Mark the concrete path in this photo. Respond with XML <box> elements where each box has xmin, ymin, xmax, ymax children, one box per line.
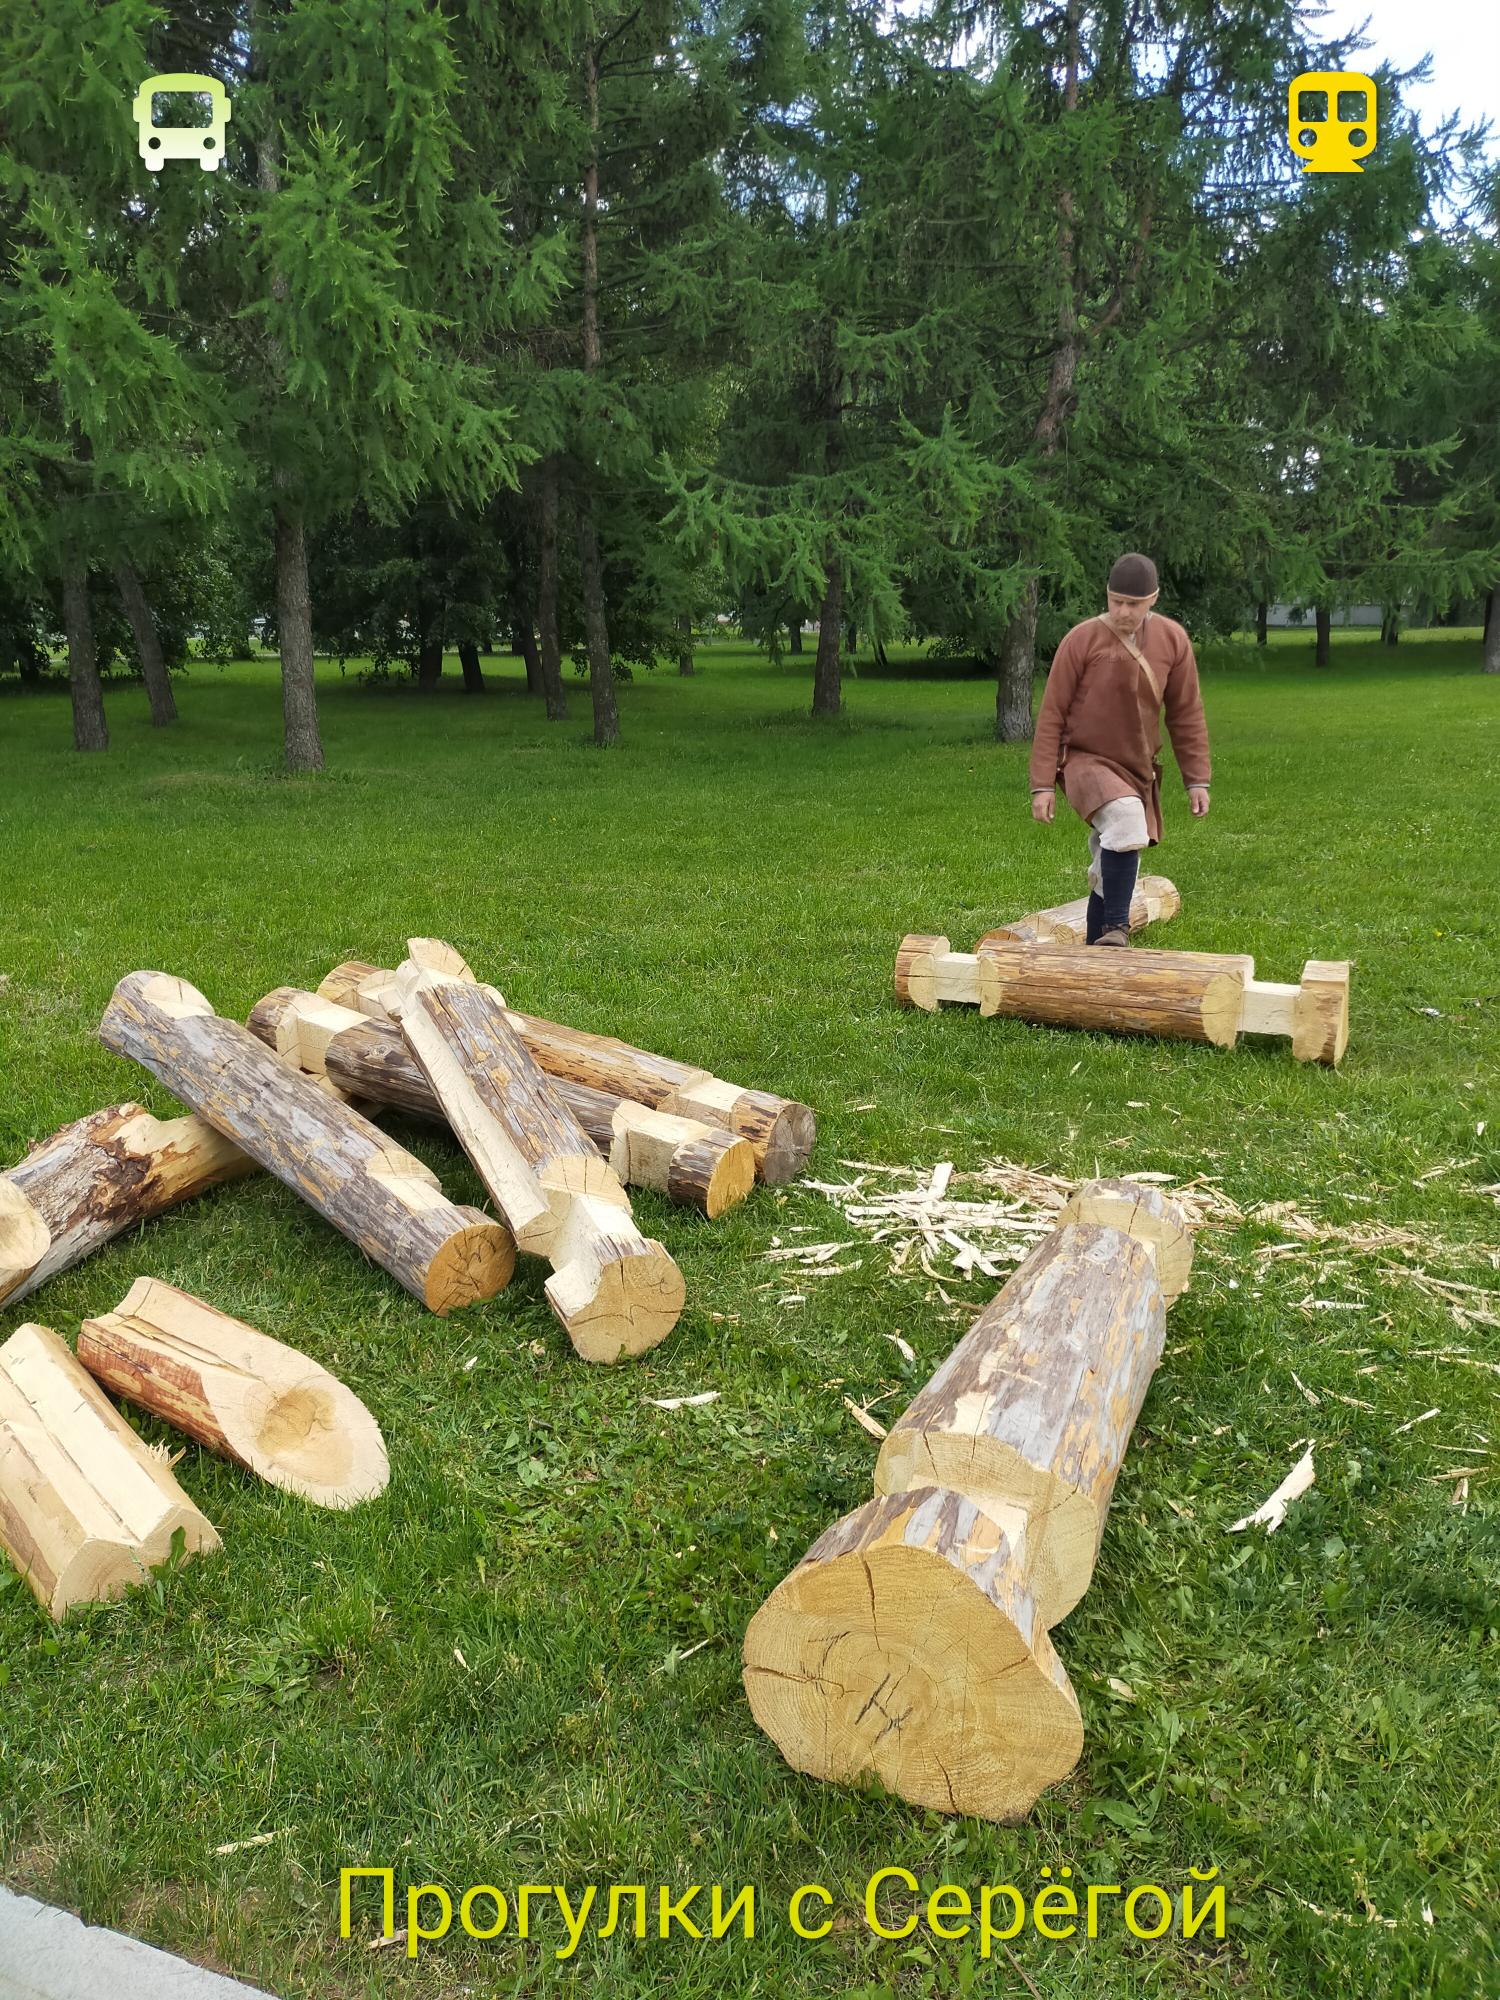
<box><xmin>0</xmin><ymin>1887</ymin><xmax>277</xmax><ymax>2000</ymax></box>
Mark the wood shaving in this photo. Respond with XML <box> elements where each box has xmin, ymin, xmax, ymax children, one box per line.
<box><xmin>843</xmin><ymin>1396</ymin><xmax>889</xmax><ymax>1441</ymax></box>
<box><xmin>1229</xmin><ymin>1444</ymin><xmax>1315</xmax><ymax>1533</ymax></box>
<box><xmin>645</xmin><ymin>1391</ymin><xmax>720</xmax><ymax>1410</ymax></box>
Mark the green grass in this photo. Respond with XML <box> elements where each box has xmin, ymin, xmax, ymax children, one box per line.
<box><xmin>1</xmin><ymin>630</ymin><xmax>1496</xmax><ymax>2000</ymax></box>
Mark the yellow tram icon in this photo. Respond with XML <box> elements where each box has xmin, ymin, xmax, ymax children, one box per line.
<box><xmin>132</xmin><ymin>73</ymin><xmax>231</xmax><ymax>173</ymax></box>
<box><xmin>1287</xmin><ymin>70</ymin><xmax>1377</xmax><ymax>174</ymax></box>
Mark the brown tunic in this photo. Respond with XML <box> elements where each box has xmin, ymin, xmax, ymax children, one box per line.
<box><xmin>1028</xmin><ymin>612</ymin><xmax>1211</xmax><ymax>844</ymax></box>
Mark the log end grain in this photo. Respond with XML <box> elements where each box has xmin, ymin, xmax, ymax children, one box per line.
<box><xmin>1056</xmin><ymin>1177</ymin><xmax>1195</xmax><ymax>1300</ymax></box>
<box><xmin>894</xmin><ymin>934</ymin><xmax>948</xmax><ymax>1011</ymax></box>
<box><xmin>422</xmin><ymin>1214</ymin><xmax>516</xmax><ymax>1315</ymax></box>
<box><xmin>743</xmin><ymin>1488</ymin><xmax>1083</xmax><ymax>1823</ymax></box>
<box><xmin>671</xmin><ymin>1131</ymin><xmax>757</xmax><ymax>1217</ymax></box>
<box><xmin>1293</xmin><ymin>960</ymin><xmax>1351</xmax><ymax>1066</ymax></box>
<box><xmin>544</xmin><ymin>1222</ymin><xmax>686</xmax><ymax>1364</ymax></box>
<box><xmin>0</xmin><ymin>1182</ymin><xmax>50</xmax><ymax>1308</ymax></box>
<box><xmin>1139</xmin><ymin>873</ymin><xmax>1180</xmax><ymax>921</ymax></box>
<box><xmin>316</xmin><ymin>960</ymin><xmax>384</xmax><ymax>1012</ymax></box>
<box><xmin>749</xmin><ymin>1096</ymin><xmax>816</xmax><ymax>1186</ymax></box>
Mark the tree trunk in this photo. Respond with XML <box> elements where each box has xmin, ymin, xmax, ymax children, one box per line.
<box><xmin>0</xmin><ymin>1324</ymin><xmax>220</xmax><ymax>1621</ymax></box>
<box><xmin>537</xmin><ymin>456</ymin><xmax>568</xmax><ymax>719</ymax></box>
<box><xmin>1380</xmin><ymin>606</ymin><xmax>1400</xmax><ymax>647</ymax></box>
<box><xmin>113</xmin><ymin>556</ymin><xmax>177</xmax><ymax>725</ymax></box>
<box><xmin>512</xmin><ymin>621</ymin><xmax>543</xmax><ymax>694</ymax></box>
<box><xmin>677</xmin><ymin>613</ymin><xmax>694</xmax><ymax>676</ymax></box>
<box><xmin>995</xmin><ymin>576</ymin><xmax>1039</xmax><ymax>742</ymax></box>
<box><xmin>812</xmin><ymin>557</ymin><xmax>843</xmax><ymax>717</ymax></box>
<box><xmin>78</xmin><ymin>1277</ymin><xmax>388</xmax><ymax>1508</ymax></box>
<box><xmin>1256</xmin><ymin>601</ymin><xmax>1268</xmax><ymax>646</ymax></box>
<box><xmin>1314</xmin><ymin>605</ymin><xmax>1332</xmax><ymax>667</ymax></box>
<box><xmin>458</xmin><ymin>641</ymin><xmax>485</xmax><ymax>693</ymax></box>
<box><xmin>247</xmin><ymin>986</ymin><xmax>756</xmax><ymax>1219</ymax></box>
<box><xmin>576</xmin><ymin>496</ymin><xmax>620</xmax><ymax>746</ymax></box>
<box><xmin>61</xmin><ymin>560</ymin><xmax>108</xmax><ymax>751</ymax></box>
<box><xmin>2</xmin><ymin>1103</ymin><xmax>254</xmax><ymax>1312</ymax></box>
<box><xmin>98</xmin><ymin>972</ymin><xmax>514</xmax><ymax>1314</ymax></box>
<box><xmin>417</xmin><ymin>631</ymin><xmax>444</xmax><ymax>689</ymax></box>
<box><xmin>317</xmin><ymin>954</ymin><xmax>817</xmax><ymax>1183</ymax></box>
<box><xmin>788</xmin><ymin>621</ymin><xmax>803</xmax><ymax>655</ymax></box>
<box><xmin>1483</xmin><ymin>585</ymin><xmax>1500</xmax><ymax>673</ymax></box>
<box><xmin>274</xmin><ymin>499</ymin><xmax>324</xmax><ymax>770</ymax></box>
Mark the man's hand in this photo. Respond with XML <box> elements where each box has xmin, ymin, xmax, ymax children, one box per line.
<box><xmin>1188</xmin><ymin>786</ymin><xmax>1210</xmax><ymax>818</ymax></box>
<box><xmin>1031</xmin><ymin>789</ymin><xmax>1055</xmax><ymax>823</ymax></box>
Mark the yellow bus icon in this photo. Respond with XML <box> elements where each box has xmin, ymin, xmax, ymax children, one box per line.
<box><xmin>133</xmin><ymin>73</ymin><xmax>231</xmax><ymax>173</ymax></box>
<box><xmin>1288</xmin><ymin>70</ymin><xmax>1376</xmax><ymax>173</ymax></box>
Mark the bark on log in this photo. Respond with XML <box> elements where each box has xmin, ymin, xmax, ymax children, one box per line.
<box><xmin>899</xmin><ymin>935</ymin><xmax>1348</xmax><ymax>1063</ymax></box>
<box><xmin>98</xmin><ymin>974</ymin><xmax>514</xmax><ymax>1314</ymax></box>
<box><xmin>393</xmin><ymin>956</ymin><xmax>683</xmax><ymax>1362</ymax></box>
<box><xmin>743</xmin><ymin>1485</ymin><xmax>1082</xmax><ymax>1822</ymax></box>
<box><xmin>317</xmin><ymin>953</ymin><xmax>815</xmax><ymax>1183</ymax></box>
<box><xmin>977</xmin><ymin>874</ymin><xmax>1181</xmax><ymax>949</ymax></box>
<box><xmin>1</xmin><ymin>1104</ymin><xmax>255</xmax><ymax>1311</ymax></box>
<box><xmin>873</xmin><ymin>1215</ymin><xmax>1173</xmax><ymax>1627</ymax></box>
<box><xmin>247</xmin><ymin>989</ymin><xmax>754</xmax><ymax>1218</ymax></box>
<box><xmin>976</xmin><ymin>939</ymin><xmax>1248</xmax><ymax>1044</ymax></box>
<box><xmin>0</xmin><ymin>1322</ymin><xmax>220</xmax><ymax>1619</ymax></box>
<box><xmin>78</xmin><ymin>1277</ymin><xmax>388</xmax><ymax>1508</ymax></box>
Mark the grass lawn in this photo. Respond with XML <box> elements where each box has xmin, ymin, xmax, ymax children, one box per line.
<box><xmin>1</xmin><ymin>629</ymin><xmax>1496</xmax><ymax>2000</ymax></box>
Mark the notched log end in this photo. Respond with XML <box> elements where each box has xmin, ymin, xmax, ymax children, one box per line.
<box><xmin>894</xmin><ymin>934</ymin><xmax>947</xmax><ymax>1012</ymax></box>
<box><xmin>545</xmin><ymin>1238</ymin><xmax>686</xmax><ymax>1363</ymax></box>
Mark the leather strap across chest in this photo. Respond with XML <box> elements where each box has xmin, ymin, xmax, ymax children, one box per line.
<box><xmin>1095</xmin><ymin>614</ymin><xmax>1163</xmax><ymax>704</ymax></box>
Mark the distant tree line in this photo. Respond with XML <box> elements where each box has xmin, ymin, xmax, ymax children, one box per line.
<box><xmin>2</xmin><ymin>0</ymin><xmax>1497</xmax><ymax>766</ymax></box>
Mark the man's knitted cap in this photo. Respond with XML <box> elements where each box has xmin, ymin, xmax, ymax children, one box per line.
<box><xmin>1107</xmin><ymin>552</ymin><xmax>1158</xmax><ymax>597</ymax></box>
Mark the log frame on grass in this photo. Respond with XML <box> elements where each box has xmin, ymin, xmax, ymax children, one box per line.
<box><xmin>98</xmin><ymin>973</ymin><xmax>514</xmax><ymax>1314</ymax></box>
<box><xmin>874</xmin><ymin>1213</ymin><xmax>1176</xmax><ymax>1627</ymax></box>
<box><xmin>393</xmin><ymin>953</ymin><xmax>684</xmax><ymax>1362</ymax></box>
<box><xmin>742</xmin><ymin>1485</ymin><xmax>1083</xmax><ymax>1822</ymax></box>
<box><xmin>0</xmin><ymin>1322</ymin><xmax>220</xmax><ymax>1620</ymax></box>
<box><xmin>977</xmin><ymin>873</ymin><xmax>1181</xmax><ymax>949</ymax></box>
<box><xmin>246</xmin><ymin>988</ymin><xmax>755</xmax><ymax>1219</ymax></box>
<box><xmin>2</xmin><ymin>1103</ymin><xmax>255</xmax><ymax>1310</ymax></box>
<box><xmin>317</xmin><ymin>952</ymin><xmax>816</xmax><ymax>1184</ymax></box>
<box><xmin>78</xmin><ymin>1277</ymin><xmax>389</xmax><ymax>1508</ymax></box>
<box><xmin>898</xmin><ymin>934</ymin><xmax>1349</xmax><ymax>1064</ymax></box>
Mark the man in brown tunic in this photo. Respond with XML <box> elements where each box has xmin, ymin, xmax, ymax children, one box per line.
<box><xmin>1029</xmin><ymin>553</ymin><xmax>1211</xmax><ymax>945</ymax></box>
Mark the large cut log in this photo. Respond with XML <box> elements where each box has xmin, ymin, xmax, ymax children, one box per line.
<box><xmin>318</xmin><ymin>951</ymin><xmax>815</xmax><ymax>1183</ymax></box>
<box><xmin>98</xmin><ymin>974</ymin><xmax>514</xmax><ymax>1314</ymax></box>
<box><xmin>1</xmin><ymin>1104</ymin><xmax>255</xmax><ymax>1311</ymax></box>
<box><xmin>0</xmin><ymin>1322</ymin><xmax>220</xmax><ymax>1619</ymax></box>
<box><xmin>392</xmin><ymin>954</ymin><xmax>684</xmax><ymax>1362</ymax></box>
<box><xmin>1056</xmin><ymin>1175</ymin><xmax>1195</xmax><ymax>1301</ymax></box>
<box><xmin>977</xmin><ymin>873</ymin><xmax>1181</xmax><ymax>948</ymax></box>
<box><xmin>874</xmin><ymin>1203</ymin><xmax>1183</xmax><ymax>1626</ymax></box>
<box><xmin>896</xmin><ymin>934</ymin><xmax>1349</xmax><ymax>1064</ymax></box>
<box><xmin>742</xmin><ymin>1485</ymin><xmax>1083</xmax><ymax>1822</ymax></box>
<box><xmin>246</xmin><ymin>988</ymin><xmax>755</xmax><ymax>1219</ymax></box>
<box><xmin>78</xmin><ymin>1277</ymin><xmax>389</xmax><ymax>1508</ymax></box>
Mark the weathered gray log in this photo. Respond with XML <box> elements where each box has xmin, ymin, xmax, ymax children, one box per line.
<box><xmin>98</xmin><ymin>973</ymin><xmax>514</xmax><ymax>1314</ymax></box>
<box><xmin>245</xmin><ymin>987</ymin><xmax>755</xmax><ymax>1219</ymax></box>
<box><xmin>2</xmin><ymin>1103</ymin><xmax>255</xmax><ymax>1310</ymax></box>
<box><xmin>743</xmin><ymin>1486</ymin><xmax>1082</xmax><ymax>1822</ymax></box>
<box><xmin>318</xmin><ymin>954</ymin><xmax>815</xmax><ymax>1183</ymax></box>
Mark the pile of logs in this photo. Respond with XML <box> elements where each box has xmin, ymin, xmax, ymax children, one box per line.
<box><xmin>743</xmin><ymin>1178</ymin><xmax>1194</xmax><ymax>1822</ymax></box>
<box><xmin>895</xmin><ymin>880</ymin><xmax>1350</xmax><ymax>1064</ymax></box>
<box><xmin>1</xmin><ymin>939</ymin><xmax>813</xmax><ymax>1615</ymax></box>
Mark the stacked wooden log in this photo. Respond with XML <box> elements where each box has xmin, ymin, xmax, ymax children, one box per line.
<box><xmin>2</xmin><ymin>939</ymin><xmax>812</xmax><ymax>1611</ymax></box>
<box><xmin>895</xmin><ymin>886</ymin><xmax>1349</xmax><ymax>1064</ymax></box>
<box><xmin>743</xmin><ymin>1178</ymin><xmax>1194</xmax><ymax>1822</ymax></box>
